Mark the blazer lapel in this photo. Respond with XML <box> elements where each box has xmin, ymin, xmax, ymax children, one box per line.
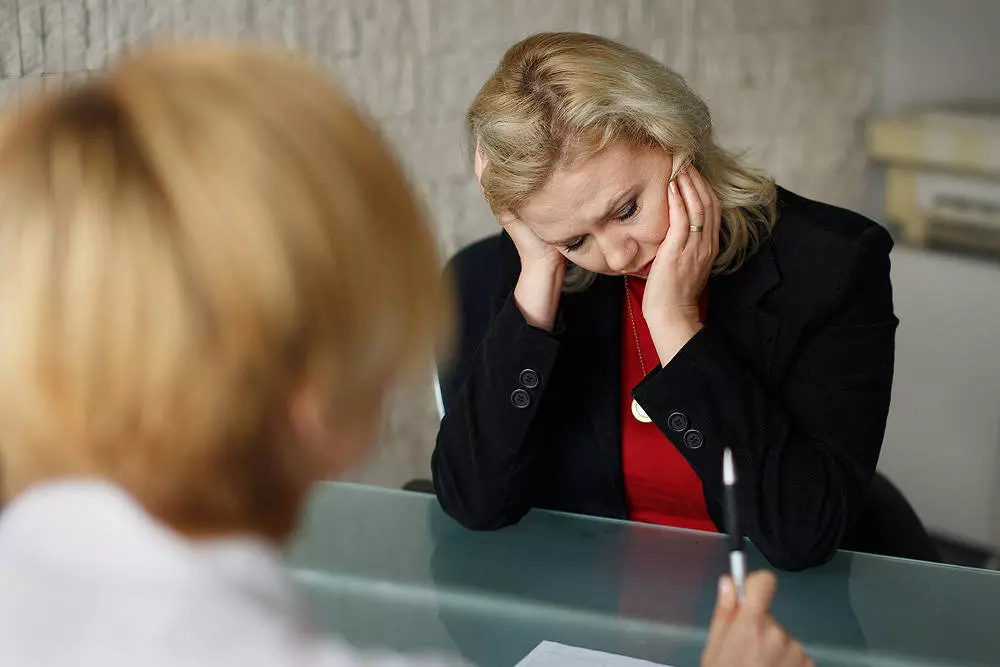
<box><xmin>708</xmin><ymin>238</ymin><xmax>783</xmax><ymax>371</ymax></box>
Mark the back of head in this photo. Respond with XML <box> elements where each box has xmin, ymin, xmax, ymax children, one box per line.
<box><xmin>0</xmin><ymin>45</ymin><xmax>447</xmax><ymax>538</ymax></box>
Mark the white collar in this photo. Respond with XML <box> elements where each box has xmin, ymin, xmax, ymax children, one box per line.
<box><xmin>0</xmin><ymin>479</ymin><xmax>307</xmax><ymax>625</ymax></box>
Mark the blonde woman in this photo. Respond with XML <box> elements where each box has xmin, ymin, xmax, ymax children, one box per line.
<box><xmin>432</xmin><ymin>32</ymin><xmax>914</xmax><ymax>571</ymax></box>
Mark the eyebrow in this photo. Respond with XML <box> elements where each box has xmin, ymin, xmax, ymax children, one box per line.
<box><xmin>547</xmin><ymin>188</ymin><xmax>635</xmax><ymax>246</ymax></box>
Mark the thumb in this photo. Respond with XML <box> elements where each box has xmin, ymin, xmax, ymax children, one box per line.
<box><xmin>703</xmin><ymin>576</ymin><xmax>737</xmax><ymax>665</ymax></box>
<box><xmin>741</xmin><ymin>570</ymin><xmax>778</xmax><ymax>615</ymax></box>
<box><xmin>715</xmin><ymin>574</ymin><xmax>738</xmax><ymax>614</ymax></box>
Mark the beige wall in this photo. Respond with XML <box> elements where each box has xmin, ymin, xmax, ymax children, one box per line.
<box><xmin>0</xmin><ymin>0</ymin><xmax>881</xmax><ymax>487</ymax></box>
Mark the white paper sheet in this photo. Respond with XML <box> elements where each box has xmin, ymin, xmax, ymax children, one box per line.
<box><xmin>515</xmin><ymin>642</ymin><xmax>674</xmax><ymax>667</ymax></box>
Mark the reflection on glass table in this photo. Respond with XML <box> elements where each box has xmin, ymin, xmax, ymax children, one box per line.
<box><xmin>287</xmin><ymin>483</ymin><xmax>1000</xmax><ymax>667</ymax></box>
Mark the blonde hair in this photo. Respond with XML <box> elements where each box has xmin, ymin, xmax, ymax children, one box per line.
<box><xmin>468</xmin><ymin>32</ymin><xmax>777</xmax><ymax>291</ymax></box>
<box><xmin>0</xmin><ymin>45</ymin><xmax>448</xmax><ymax>538</ymax></box>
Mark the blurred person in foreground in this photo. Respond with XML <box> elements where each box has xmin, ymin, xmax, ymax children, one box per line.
<box><xmin>0</xmin><ymin>44</ymin><xmax>808</xmax><ymax>667</ymax></box>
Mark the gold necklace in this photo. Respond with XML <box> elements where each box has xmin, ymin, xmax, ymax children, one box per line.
<box><xmin>624</xmin><ymin>276</ymin><xmax>653</xmax><ymax>423</ymax></box>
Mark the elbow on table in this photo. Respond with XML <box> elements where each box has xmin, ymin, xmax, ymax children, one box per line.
<box><xmin>430</xmin><ymin>459</ymin><xmax>523</xmax><ymax>531</ymax></box>
<box><xmin>760</xmin><ymin>540</ymin><xmax>838</xmax><ymax>572</ymax></box>
<box><xmin>752</xmin><ymin>463</ymin><xmax>863</xmax><ymax>570</ymax></box>
<box><xmin>434</xmin><ymin>491</ymin><xmax>522</xmax><ymax>531</ymax></box>
<box><xmin>755</xmin><ymin>519</ymin><xmax>844</xmax><ymax>571</ymax></box>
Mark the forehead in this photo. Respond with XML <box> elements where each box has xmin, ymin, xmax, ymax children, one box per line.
<box><xmin>517</xmin><ymin>143</ymin><xmax>669</xmax><ymax>234</ymax></box>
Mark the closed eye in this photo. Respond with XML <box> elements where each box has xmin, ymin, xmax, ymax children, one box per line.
<box><xmin>564</xmin><ymin>198</ymin><xmax>638</xmax><ymax>252</ymax></box>
<box><xmin>614</xmin><ymin>198</ymin><xmax>639</xmax><ymax>222</ymax></box>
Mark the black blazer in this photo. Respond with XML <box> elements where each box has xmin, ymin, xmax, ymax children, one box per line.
<box><xmin>432</xmin><ymin>187</ymin><xmax>897</xmax><ymax>571</ymax></box>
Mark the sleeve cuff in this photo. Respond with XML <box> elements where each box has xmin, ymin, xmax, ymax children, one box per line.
<box><xmin>630</xmin><ymin>328</ymin><xmax>722</xmax><ymax>469</ymax></box>
<box><xmin>483</xmin><ymin>290</ymin><xmax>563</xmax><ymax>412</ymax></box>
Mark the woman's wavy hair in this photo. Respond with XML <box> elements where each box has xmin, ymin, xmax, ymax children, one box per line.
<box><xmin>467</xmin><ymin>32</ymin><xmax>777</xmax><ymax>291</ymax></box>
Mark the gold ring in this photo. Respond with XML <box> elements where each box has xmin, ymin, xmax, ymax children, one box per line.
<box><xmin>689</xmin><ymin>224</ymin><xmax>704</xmax><ymax>232</ymax></box>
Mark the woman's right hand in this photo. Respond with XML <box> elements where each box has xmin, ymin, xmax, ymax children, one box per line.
<box><xmin>475</xmin><ymin>141</ymin><xmax>564</xmax><ymax>331</ymax></box>
<box><xmin>503</xmin><ymin>215</ymin><xmax>565</xmax><ymax>331</ymax></box>
<box><xmin>702</xmin><ymin>572</ymin><xmax>814</xmax><ymax>667</ymax></box>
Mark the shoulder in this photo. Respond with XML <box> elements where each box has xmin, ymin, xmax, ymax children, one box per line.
<box><xmin>767</xmin><ymin>187</ymin><xmax>894</xmax><ymax>293</ymax></box>
<box><xmin>770</xmin><ymin>186</ymin><xmax>893</xmax><ymax>262</ymax></box>
<box><xmin>734</xmin><ymin>188</ymin><xmax>896</xmax><ymax>321</ymax></box>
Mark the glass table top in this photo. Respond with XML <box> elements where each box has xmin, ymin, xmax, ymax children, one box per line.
<box><xmin>287</xmin><ymin>482</ymin><xmax>1000</xmax><ymax>667</ymax></box>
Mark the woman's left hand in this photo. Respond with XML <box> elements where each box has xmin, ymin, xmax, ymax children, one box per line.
<box><xmin>641</xmin><ymin>165</ymin><xmax>721</xmax><ymax>366</ymax></box>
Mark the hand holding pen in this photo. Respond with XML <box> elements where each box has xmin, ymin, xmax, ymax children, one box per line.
<box><xmin>702</xmin><ymin>572</ymin><xmax>814</xmax><ymax>667</ymax></box>
<box><xmin>705</xmin><ymin>449</ymin><xmax>814</xmax><ymax>667</ymax></box>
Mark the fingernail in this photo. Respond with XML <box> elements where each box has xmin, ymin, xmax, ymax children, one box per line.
<box><xmin>718</xmin><ymin>576</ymin><xmax>732</xmax><ymax>600</ymax></box>
<box><xmin>669</xmin><ymin>180</ymin><xmax>678</xmax><ymax>194</ymax></box>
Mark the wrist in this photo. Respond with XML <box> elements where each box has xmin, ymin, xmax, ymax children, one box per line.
<box><xmin>647</xmin><ymin>314</ymin><xmax>702</xmax><ymax>366</ymax></box>
<box><xmin>642</xmin><ymin>302</ymin><xmax>700</xmax><ymax>328</ymax></box>
<box><xmin>514</xmin><ymin>263</ymin><xmax>564</xmax><ymax>331</ymax></box>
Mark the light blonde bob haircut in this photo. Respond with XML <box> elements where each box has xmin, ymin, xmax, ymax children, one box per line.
<box><xmin>0</xmin><ymin>45</ymin><xmax>447</xmax><ymax>538</ymax></box>
<box><xmin>468</xmin><ymin>32</ymin><xmax>777</xmax><ymax>291</ymax></box>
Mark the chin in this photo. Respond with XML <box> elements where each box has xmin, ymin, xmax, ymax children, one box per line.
<box><xmin>627</xmin><ymin>259</ymin><xmax>654</xmax><ymax>279</ymax></box>
<box><xmin>590</xmin><ymin>268</ymin><xmax>626</xmax><ymax>277</ymax></box>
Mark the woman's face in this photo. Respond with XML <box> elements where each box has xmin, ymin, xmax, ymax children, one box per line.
<box><xmin>517</xmin><ymin>143</ymin><xmax>677</xmax><ymax>278</ymax></box>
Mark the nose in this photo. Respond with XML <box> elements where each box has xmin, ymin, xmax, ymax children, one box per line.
<box><xmin>596</xmin><ymin>230</ymin><xmax>636</xmax><ymax>273</ymax></box>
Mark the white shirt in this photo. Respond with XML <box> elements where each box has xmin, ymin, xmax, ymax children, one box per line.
<box><xmin>0</xmin><ymin>480</ymin><xmax>458</xmax><ymax>667</ymax></box>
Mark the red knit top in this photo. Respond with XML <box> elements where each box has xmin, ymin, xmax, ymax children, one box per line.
<box><xmin>620</xmin><ymin>278</ymin><xmax>716</xmax><ymax>532</ymax></box>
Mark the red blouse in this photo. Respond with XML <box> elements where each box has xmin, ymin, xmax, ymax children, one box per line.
<box><xmin>620</xmin><ymin>278</ymin><xmax>716</xmax><ymax>532</ymax></box>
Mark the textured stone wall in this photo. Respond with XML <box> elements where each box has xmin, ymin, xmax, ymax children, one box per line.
<box><xmin>0</xmin><ymin>1</ymin><xmax>880</xmax><ymax>487</ymax></box>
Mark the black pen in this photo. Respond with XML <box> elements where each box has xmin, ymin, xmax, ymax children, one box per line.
<box><xmin>723</xmin><ymin>447</ymin><xmax>746</xmax><ymax>601</ymax></box>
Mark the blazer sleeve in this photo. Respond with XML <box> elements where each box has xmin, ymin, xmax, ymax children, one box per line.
<box><xmin>431</xmin><ymin>242</ymin><xmax>562</xmax><ymax>530</ymax></box>
<box><xmin>632</xmin><ymin>225</ymin><xmax>897</xmax><ymax>570</ymax></box>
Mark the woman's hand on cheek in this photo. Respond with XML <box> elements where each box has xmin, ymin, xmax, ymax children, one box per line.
<box><xmin>502</xmin><ymin>214</ymin><xmax>566</xmax><ymax>332</ymax></box>
<box><xmin>641</xmin><ymin>165</ymin><xmax>720</xmax><ymax>366</ymax></box>
<box><xmin>477</xmin><ymin>140</ymin><xmax>564</xmax><ymax>331</ymax></box>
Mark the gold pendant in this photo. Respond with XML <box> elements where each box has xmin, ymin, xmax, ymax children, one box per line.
<box><xmin>631</xmin><ymin>398</ymin><xmax>652</xmax><ymax>423</ymax></box>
